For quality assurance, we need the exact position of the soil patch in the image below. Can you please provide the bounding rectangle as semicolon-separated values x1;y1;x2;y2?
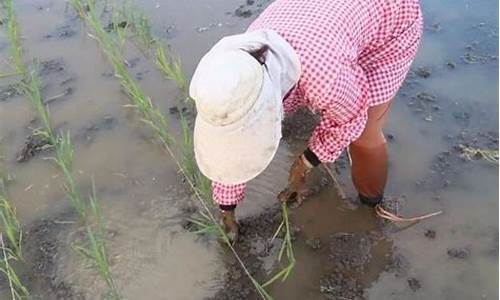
44;23;77;40
416;130;498;192
22;214;84;299
0;83;22;102
16;133;52;162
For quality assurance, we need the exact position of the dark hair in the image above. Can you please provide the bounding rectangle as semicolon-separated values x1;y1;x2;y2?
245;45;269;65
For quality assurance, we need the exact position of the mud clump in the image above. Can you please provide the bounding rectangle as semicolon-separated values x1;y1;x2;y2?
234;6;253;18
447;247;471;259
424;229;437;239
40;59;66;76
16;133;52;162
329;232;373;273
407;92;440;122
407;277;422;292
425;22;442;32
305;237;322;250
320;271;365;300
24;217;84;300
45;24;77;40
104;21;128;32
0;83;22;102
415;66;431;78
386;252;411;278
75;115;116;144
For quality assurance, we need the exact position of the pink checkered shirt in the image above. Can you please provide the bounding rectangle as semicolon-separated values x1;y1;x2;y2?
213;0;423;206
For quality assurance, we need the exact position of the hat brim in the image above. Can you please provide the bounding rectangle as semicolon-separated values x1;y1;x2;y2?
194;72;282;185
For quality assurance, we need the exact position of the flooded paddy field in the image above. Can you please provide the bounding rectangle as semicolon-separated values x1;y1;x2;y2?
0;0;497;299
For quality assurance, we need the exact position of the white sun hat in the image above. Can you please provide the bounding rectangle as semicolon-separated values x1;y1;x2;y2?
189;29;301;184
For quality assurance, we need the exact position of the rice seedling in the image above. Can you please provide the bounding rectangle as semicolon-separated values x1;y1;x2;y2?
106;3;190;102
73;180;120;300
155;46;188;99
0;164;29;300
114;2;156;54
0;180;22;261
18;70;55;145
0;234;29;300
263;203;295;287
51;132;86;219
2;0;25;76
187;211;220;236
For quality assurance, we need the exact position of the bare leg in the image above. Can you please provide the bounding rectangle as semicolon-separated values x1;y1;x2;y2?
349;101;392;206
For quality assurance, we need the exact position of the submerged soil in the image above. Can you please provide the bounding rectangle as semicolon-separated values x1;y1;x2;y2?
0;0;498;299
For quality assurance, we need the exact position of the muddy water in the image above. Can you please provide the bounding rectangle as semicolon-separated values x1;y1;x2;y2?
0;0;498;299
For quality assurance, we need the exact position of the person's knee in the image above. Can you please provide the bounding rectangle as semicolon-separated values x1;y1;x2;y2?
352;129;386;148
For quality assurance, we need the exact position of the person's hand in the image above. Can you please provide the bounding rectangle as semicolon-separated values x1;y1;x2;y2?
278;154;312;205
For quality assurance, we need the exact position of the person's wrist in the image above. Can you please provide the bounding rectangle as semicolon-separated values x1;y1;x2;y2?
303;147;321;168
300;154;314;170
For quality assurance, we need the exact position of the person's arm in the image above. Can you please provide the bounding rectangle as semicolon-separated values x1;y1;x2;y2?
282;111;368;204
307;110;368;164
212;182;246;210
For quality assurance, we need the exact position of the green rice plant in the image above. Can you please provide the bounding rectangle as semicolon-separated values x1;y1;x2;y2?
107;3;190;102
114;2;156;54
0;72;22;79
0;180;22;261
77;2;173;147
74;180;120;300
155;45;188;99
262;203;295;287
0;234;29;300
2;0;25;76
52;132;86;220
187;211;220;236
18;70;55;145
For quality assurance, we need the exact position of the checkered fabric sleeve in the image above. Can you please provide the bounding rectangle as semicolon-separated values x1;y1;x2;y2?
212;182;246;205
308;111;369;163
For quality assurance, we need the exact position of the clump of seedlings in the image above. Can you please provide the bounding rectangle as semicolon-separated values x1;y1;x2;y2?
0;177;29;300
73;180;120;300
1;0;25;77
0;180;22;260
2;2;119;298
155;45;188;99
0;234;29;300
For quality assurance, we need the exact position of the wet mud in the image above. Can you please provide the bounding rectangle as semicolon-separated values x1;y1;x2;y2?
22;213;84;299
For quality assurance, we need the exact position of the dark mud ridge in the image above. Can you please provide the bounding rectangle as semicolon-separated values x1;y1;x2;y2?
20;212;85;299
